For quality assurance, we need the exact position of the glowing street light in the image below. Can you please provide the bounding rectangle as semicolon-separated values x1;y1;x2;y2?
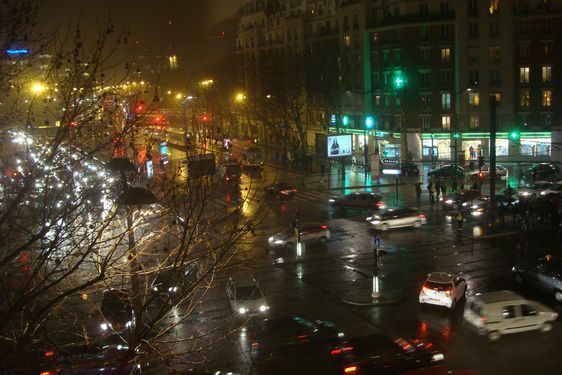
235;92;246;102
31;82;47;94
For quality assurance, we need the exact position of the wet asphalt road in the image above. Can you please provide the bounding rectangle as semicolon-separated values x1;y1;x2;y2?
173;164;562;374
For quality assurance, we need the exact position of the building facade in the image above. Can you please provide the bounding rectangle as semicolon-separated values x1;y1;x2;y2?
235;0;562;163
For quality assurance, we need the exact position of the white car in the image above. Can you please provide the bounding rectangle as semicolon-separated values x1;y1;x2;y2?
419;272;467;309
267;223;330;248
518;181;553;198
367;208;426;231
464;290;558;341
227;276;269;315
468;165;508;179
540;183;562;196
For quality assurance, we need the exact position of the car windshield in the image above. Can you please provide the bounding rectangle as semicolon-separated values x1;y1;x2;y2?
424;281;451;291
236;285;262;300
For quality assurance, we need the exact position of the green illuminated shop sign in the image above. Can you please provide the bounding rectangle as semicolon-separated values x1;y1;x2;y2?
421;132;551;139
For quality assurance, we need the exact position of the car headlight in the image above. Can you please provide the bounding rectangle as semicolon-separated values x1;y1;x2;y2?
268;236;274;243
540;191;546;195
238;307;248;314
125;320;133;328
521;192;530;196
153;286;158;292
371;220;381;225
431;353;445;362
366;216;373;221
100;323;109;331
259;305;269;312
445;199;453;204
472;210;483;217
337;332;345;338
328;198;335;203
274;240;283;245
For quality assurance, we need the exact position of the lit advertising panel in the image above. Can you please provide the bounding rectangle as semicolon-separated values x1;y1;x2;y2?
327;134;352;158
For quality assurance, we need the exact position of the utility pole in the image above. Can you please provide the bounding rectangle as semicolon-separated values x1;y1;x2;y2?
489;96;497;199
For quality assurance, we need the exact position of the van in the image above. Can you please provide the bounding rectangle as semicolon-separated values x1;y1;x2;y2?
463;290;558;341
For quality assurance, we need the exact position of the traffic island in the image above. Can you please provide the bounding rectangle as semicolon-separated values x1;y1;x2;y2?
339;277;406;307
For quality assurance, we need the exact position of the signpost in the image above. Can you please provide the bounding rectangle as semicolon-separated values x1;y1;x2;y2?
188;153;216;178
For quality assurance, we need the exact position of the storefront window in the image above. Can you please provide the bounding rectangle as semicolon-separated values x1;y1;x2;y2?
520;138;551;156
423;139;450;160
463;140;482;160
496;139;508;156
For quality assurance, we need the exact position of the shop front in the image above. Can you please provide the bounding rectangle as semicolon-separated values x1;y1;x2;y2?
421;135;451;161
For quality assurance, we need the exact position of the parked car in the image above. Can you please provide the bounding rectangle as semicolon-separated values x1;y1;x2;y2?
329;192;385;210
401;163;420;177
100;289;134;334
267;223;330;248
419;272;467;309
529;163;559;181
227;276;269;315
512;256;562;302
517;181;553;198
264;182;297;201
427;165;464;179
332;334;445;374
540;182;562;197
366;208;426;231
150;264;200;300
441;190;481;210
468;165;507;179
463;290;558;341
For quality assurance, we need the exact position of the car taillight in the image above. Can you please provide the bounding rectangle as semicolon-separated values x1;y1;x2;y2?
481;316;488;323
330;346;353;355
321;225;327;229
297;334;309;341
40;372;56;375
44;350;55;357
445;289;452;297
344;365;359;374
376;202;384;207
418;214;425;219
292;188;297;192
422;286;429;294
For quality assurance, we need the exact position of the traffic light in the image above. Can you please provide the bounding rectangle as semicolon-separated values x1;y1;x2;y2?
393;72;406;89
342;115;350;126
453;132;460;139
509;129;520;141
365;115;375;129
134;101;145;113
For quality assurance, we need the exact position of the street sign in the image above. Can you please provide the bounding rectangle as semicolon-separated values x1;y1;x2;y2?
188;153;216;178
381;158;400;165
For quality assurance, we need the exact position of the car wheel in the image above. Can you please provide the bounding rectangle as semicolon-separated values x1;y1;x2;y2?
541;322;553;333
319;236;327;244
554;290;562;303
381;224;389;231
514;273;523;284
413;220;422;228
488;331;501;341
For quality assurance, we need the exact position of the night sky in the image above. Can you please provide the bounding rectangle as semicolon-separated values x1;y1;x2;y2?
37;0;242;78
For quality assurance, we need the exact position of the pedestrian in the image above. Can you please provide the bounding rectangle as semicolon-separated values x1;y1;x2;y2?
427;182;434;203
455;209;465;231
469;160;474;171
320;162;326;185
415;183;422;202
460;180;465;191
441;183;447;196
469;145;475;159
452;180;458;192
435;180;441;200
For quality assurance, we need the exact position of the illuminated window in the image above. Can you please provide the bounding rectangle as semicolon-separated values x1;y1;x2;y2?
491;92;502;103
441;93;451;109
519;67;530;83
344;35;351;48
519;90;530;107
469;92;480;106
489;0;500;14
542;90;552;107
441;48;451;63
441;115;451;130
542;66;552;83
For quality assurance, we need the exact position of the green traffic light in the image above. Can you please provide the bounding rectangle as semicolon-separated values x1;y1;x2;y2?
365;116;375;129
393;72;406;89
453;133;460;139
509;130;520;140
342;115;350;126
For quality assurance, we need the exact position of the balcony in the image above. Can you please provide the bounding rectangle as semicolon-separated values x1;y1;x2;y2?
367;11;455;29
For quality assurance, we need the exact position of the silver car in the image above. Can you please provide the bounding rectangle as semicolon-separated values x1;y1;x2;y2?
227;276;269;315
512;256;562;302
367;208;426;231
518;181;553;198
267;224;330;248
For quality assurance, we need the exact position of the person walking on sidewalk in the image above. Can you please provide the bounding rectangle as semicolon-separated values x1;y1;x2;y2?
427;181;434;203
435;180;441;201
415;183;422;203
441;183;447;197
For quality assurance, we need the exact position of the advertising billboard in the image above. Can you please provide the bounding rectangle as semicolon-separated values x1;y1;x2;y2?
327;134;352;158
188;153;216;178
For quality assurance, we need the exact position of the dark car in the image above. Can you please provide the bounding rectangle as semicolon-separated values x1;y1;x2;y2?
264;182;297;200
512;256;562;302
223;163;242;183
441;190;481;210
150;265;199;301
329;192;385;210
401;162;420;177
332;334;444;374
100;289;134;334
530;163;559;181
428;165;464;179
245;316;347;373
